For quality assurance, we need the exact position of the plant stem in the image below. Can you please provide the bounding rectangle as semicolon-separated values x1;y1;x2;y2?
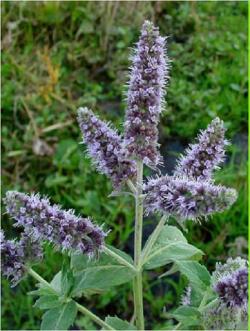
102;246;137;272
133;160;145;330
140;215;167;266
27;268;114;330
127;179;137;194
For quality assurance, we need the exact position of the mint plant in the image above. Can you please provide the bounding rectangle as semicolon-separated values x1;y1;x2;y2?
1;21;247;330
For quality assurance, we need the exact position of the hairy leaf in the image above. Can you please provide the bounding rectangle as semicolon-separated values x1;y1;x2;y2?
176;261;211;290
72;264;135;295
71;245;133;272
40;300;77;330
144;225;203;269
34;295;61;310
171;306;201;327
104;316;136;330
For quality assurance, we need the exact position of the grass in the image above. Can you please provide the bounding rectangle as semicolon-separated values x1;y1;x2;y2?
1;1;247;330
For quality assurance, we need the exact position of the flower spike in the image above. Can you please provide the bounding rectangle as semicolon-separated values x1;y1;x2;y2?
4;191;106;256
174;118;229;181
144;176;237;222
77;107;136;189
124;20;170;167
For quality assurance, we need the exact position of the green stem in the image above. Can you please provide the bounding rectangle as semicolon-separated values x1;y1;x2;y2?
173;322;182;330
127;179;137;195
133;161;145;330
140;215;167;266
27;268;115;330
102;246;137;272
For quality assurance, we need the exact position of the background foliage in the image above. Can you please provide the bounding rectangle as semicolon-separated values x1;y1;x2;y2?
1;1;247;330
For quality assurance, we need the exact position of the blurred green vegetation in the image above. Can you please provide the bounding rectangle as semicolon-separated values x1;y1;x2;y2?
1;1;247;330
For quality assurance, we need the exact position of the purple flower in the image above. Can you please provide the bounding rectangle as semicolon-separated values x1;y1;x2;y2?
1;230;43;287
144;176;237;221
124;20;169;167
212;257;248;309
4;191;106;256
214;268;248;309
77;107;136;189
181;286;192;306
174;118;229;181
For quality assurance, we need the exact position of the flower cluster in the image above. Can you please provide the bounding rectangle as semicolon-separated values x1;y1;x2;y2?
77;107;136;189
144;176;237;221
212;257;248;309
124;20;169;167
202;301;247;330
1;230;43;286
4;191;106;256
174;118;228;181
214;268;248;308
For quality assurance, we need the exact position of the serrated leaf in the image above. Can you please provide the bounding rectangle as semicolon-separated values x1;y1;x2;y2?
156;225;188;244
50;272;62;293
105;245;133;264
71;245;133;272
143;225;203;270
28;286;55;297
34;295;61;310
40;300;77;330
72;264;135;295
145;242;203;270
171;306;201;327
71;246;135;295
104;316;136;330
61;259;75;296
176;261;211;291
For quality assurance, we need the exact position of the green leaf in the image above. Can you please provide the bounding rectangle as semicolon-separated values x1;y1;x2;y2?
176;261;211;290
61;259;75;297
34;295;61;310
40;300;77;330
50;272;62;293
71;245;133;271
72;265;135;295
144;225;203;269
71;248;135;295
104;316;137;330
105;245;134;264
171;306;201;327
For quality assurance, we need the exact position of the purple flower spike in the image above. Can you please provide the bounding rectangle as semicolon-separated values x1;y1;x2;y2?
214;267;248;309
212;257;248;309
124;20;169;167
144;176;237;221
4;191;106;256
1;230;43;287
77;107;136;189
174;118;229;181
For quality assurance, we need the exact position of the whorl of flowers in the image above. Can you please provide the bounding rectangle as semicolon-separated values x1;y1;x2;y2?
124;20;169;167
4;191;106;256
174;118;229;181
144;176;237;221
212;257;248;309
77;107;136;189
0;230;43;286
